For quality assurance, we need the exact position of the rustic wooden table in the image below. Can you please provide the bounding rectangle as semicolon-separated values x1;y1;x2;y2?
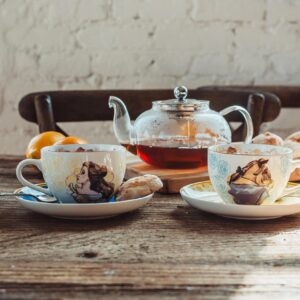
1;155;300;300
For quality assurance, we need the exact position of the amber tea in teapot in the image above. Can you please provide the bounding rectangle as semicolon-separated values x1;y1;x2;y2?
122;137;213;168
110;86;253;169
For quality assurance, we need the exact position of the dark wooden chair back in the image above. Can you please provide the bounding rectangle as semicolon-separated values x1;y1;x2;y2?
18;88;281;141
224;86;300;108
196;86;281;139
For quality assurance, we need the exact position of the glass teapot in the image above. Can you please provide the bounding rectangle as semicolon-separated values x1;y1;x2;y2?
109;86;253;168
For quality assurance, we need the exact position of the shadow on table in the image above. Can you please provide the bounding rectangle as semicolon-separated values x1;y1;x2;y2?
170;204;300;298
0;208;144;232
171;204;300;234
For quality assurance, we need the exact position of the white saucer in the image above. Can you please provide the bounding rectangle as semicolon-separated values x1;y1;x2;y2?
14;185;153;220
180;181;300;220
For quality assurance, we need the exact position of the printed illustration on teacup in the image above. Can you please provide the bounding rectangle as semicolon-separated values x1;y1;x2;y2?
65;161;115;203
228;158;274;205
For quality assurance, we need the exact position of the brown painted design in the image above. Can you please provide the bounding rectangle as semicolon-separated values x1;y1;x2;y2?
67;161;114;203
228;158;273;205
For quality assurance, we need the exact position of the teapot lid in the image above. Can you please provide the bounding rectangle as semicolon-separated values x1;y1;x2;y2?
153;86;209;112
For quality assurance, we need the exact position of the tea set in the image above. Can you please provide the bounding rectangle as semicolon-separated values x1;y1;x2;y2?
182;143;300;220
14;184;153;220
109;86;253;168
9;86;300;220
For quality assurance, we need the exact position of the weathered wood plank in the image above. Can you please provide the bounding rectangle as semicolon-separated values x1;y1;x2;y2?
1;155;300;300
0;262;300;300
126;162;208;193
1;262;300;286
1;285;299;300
1;195;300;265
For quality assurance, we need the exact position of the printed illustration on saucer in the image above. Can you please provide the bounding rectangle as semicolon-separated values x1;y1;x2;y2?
65;161;115;203
228;159;273;205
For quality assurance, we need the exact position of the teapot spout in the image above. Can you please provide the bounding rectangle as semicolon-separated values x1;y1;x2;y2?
109;96;134;145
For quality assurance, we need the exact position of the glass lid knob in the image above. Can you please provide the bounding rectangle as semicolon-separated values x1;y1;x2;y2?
174;86;188;102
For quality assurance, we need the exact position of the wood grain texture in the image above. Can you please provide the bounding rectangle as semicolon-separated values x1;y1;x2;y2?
1;156;300;299
19;89;280;123
125;162;208;193
34;94;57;133
227;85;300;108
199;86;281;121
18;88;281;142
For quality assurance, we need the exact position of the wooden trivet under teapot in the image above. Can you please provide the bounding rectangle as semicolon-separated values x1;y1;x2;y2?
125;161;208;194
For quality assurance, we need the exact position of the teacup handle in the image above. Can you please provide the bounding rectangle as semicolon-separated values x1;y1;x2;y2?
16;159;52;196
220;105;254;144
280;159;300;197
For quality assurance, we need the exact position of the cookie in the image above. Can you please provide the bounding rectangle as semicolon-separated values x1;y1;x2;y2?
252;132;283;146
117;174;163;200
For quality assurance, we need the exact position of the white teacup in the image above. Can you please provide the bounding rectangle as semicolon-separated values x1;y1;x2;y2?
16;144;126;204
208;143;300;205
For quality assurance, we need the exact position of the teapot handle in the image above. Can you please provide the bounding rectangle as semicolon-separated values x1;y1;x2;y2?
219;106;254;144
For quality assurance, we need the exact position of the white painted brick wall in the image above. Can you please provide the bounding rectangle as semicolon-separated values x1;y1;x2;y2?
0;0;299;154
191;0;266;21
